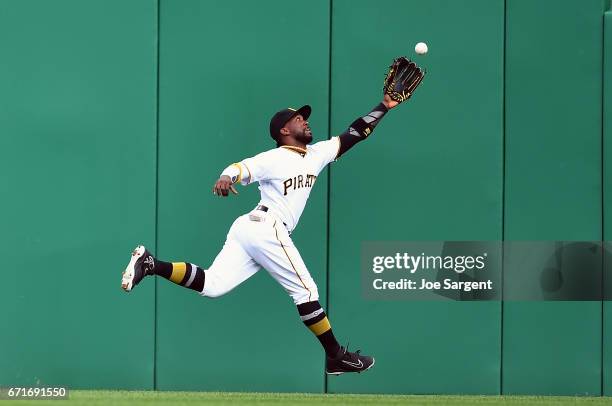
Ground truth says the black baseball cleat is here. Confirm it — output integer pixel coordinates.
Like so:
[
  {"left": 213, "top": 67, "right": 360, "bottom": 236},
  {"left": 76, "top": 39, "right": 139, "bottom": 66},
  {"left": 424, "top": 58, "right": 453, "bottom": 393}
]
[
  {"left": 121, "top": 245, "right": 155, "bottom": 292},
  {"left": 325, "top": 346, "right": 375, "bottom": 375}
]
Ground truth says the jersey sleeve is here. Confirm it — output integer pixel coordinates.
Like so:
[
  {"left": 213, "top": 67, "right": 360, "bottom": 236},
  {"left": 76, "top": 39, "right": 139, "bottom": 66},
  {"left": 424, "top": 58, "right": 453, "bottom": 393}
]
[
  {"left": 309, "top": 137, "right": 341, "bottom": 171},
  {"left": 240, "top": 150, "right": 274, "bottom": 184}
]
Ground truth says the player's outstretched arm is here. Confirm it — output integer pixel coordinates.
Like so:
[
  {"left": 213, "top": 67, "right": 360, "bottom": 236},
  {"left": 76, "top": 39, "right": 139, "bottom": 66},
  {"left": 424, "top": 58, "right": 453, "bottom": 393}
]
[
  {"left": 335, "top": 99, "right": 390, "bottom": 159},
  {"left": 335, "top": 57, "right": 425, "bottom": 159}
]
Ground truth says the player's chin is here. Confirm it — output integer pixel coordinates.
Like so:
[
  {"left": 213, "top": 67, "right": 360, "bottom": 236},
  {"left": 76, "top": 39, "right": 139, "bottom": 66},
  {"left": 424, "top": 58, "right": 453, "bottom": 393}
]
[{"left": 303, "top": 131, "right": 313, "bottom": 143}]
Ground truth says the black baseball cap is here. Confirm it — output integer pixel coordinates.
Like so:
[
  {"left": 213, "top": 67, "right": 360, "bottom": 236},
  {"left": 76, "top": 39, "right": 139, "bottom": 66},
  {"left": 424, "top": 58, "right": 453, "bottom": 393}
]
[{"left": 269, "top": 105, "right": 311, "bottom": 140}]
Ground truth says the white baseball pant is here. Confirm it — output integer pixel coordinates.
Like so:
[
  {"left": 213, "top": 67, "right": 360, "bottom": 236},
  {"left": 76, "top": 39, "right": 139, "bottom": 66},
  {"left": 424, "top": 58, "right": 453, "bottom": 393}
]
[{"left": 201, "top": 209, "right": 319, "bottom": 305}]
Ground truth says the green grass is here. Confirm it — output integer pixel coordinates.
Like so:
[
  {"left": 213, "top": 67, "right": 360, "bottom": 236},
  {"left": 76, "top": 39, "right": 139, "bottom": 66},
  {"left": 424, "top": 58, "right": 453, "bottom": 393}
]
[{"left": 4, "top": 391, "right": 612, "bottom": 406}]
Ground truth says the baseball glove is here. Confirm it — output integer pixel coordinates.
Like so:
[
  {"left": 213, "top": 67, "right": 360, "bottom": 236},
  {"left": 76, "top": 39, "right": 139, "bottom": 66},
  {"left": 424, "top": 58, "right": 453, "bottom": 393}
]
[{"left": 383, "top": 56, "right": 425, "bottom": 103}]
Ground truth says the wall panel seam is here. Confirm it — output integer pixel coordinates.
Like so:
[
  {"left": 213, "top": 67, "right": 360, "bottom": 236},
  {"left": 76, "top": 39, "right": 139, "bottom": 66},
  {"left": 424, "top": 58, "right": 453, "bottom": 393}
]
[
  {"left": 500, "top": 0, "right": 507, "bottom": 396},
  {"left": 601, "top": 6, "right": 606, "bottom": 397},
  {"left": 153, "top": 0, "right": 161, "bottom": 391},
  {"left": 324, "top": 0, "right": 333, "bottom": 394}
]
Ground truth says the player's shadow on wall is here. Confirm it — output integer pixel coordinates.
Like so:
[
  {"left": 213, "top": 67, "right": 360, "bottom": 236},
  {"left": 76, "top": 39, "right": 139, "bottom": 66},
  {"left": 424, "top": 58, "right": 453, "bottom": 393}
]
[
  {"left": 538, "top": 242, "right": 604, "bottom": 301},
  {"left": 432, "top": 241, "right": 608, "bottom": 301}
]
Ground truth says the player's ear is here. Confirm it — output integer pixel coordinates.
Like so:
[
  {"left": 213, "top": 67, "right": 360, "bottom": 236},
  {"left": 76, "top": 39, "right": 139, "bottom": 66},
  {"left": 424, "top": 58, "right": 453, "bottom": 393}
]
[{"left": 280, "top": 127, "right": 290, "bottom": 136}]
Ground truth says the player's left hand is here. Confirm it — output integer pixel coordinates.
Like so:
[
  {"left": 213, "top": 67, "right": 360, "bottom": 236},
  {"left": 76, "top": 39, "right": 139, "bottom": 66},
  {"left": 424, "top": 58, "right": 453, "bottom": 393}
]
[
  {"left": 382, "top": 94, "right": 399, "bottom": 109},
  {"left": 212, "top": 175, "right": 238, "bottom": 197},
  {"left": 382, "top": 57, "right": 425, "bottom": 108}
]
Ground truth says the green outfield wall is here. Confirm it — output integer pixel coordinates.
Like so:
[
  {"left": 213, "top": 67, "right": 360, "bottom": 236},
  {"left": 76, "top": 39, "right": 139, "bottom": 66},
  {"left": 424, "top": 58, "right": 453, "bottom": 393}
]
[
  {"left": 604, "top": 8, "right": 612, "bottom": 397},
  {"left": 503, "top": 0, "right": 604, "bottom": 396},
  {"left": 0, "top": 0, "right": 609, "bottom": 396},
  {"left": 155, "top": 0, "right": 329, "bottom": 393},
  {"left": 0, "top": 0, "right": 157, "bottom": 390},
  {"left": 327, "top": 0, "right": 503, "bottom": 395}
]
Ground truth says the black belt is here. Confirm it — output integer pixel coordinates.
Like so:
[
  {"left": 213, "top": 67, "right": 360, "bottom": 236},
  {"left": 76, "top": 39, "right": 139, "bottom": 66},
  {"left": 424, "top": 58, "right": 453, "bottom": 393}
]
[{"left": 255, "top": 205, "right": 289, "bottom": 230}]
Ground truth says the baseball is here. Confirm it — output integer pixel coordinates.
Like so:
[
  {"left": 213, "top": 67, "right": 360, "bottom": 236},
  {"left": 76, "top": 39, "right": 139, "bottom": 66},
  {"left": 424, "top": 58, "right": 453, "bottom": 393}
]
[{"left": 415, "top": 42, "right": 428, "bottom": 55}]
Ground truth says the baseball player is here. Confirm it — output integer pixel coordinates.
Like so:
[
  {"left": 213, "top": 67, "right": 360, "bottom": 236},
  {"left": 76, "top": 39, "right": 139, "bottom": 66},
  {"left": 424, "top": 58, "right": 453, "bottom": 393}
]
[{"left": 121, "top": 58, "right": 424, "bottom": 375}]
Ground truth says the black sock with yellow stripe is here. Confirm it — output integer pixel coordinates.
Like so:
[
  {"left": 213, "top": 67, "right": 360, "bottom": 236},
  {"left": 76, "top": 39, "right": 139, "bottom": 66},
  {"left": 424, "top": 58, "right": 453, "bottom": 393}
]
[
  {"left": 297, "top": 301, "right": 341, "bottom": 357},
  {"left": 152, "top": 260, "right": 205, "bottom": 293}
]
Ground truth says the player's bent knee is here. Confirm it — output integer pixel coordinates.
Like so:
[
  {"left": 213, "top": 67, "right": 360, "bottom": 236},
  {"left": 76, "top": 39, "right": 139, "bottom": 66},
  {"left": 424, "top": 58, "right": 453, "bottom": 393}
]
[
  {"left": 200, "top": 279, "right": 231, "bottom": 299},
  {"left": 201, "top": 289, "right": 221, "bottom": 299},
  {"left": 201, "top": 285, "right": 231, "bottom": 299},
  {"left": 293, "top": 288, "right": 320, "bottom": 306}
]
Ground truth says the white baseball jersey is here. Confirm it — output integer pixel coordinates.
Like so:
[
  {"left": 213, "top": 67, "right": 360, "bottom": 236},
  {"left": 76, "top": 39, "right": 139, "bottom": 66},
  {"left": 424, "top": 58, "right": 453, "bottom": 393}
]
[
  {"left": 202, "top": 137, "right": 340, "bottom": 305},
  {"left": 240, "top": 137, "right": 340, "bottom": 232}
]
